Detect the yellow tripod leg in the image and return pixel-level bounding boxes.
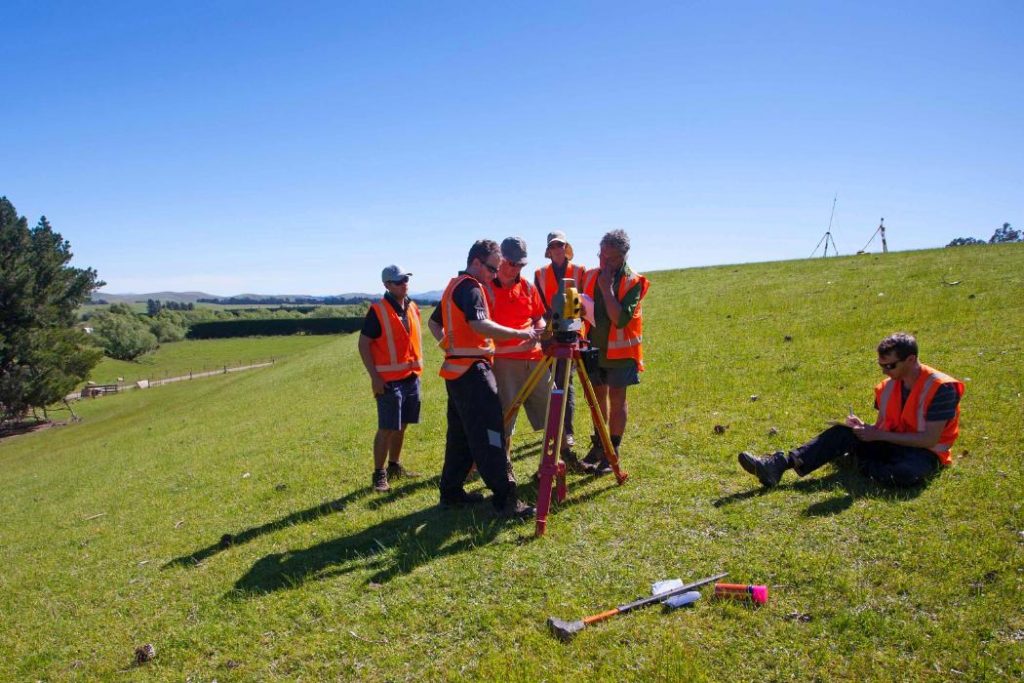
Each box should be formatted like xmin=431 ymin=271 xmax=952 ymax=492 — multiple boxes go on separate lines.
xmin=503 ymin=355 xmax=554 ymax=430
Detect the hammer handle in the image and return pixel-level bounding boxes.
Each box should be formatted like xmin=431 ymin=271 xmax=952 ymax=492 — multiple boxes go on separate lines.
xmin=582 ymin=609 xmax=621 ymax=626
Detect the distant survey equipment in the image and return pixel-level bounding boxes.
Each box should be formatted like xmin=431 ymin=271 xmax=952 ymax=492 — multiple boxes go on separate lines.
xmin=858 ymin=218 xmax=889 ymax=254
xmin=811 ymin=194 xmax=840 ymax=258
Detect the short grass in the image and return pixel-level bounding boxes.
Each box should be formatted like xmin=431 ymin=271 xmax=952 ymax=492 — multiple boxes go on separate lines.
xmin=86 ymin=336 xmax=339 ymax=385
xmin=2 ymin=244 xmax=1022 ymax=681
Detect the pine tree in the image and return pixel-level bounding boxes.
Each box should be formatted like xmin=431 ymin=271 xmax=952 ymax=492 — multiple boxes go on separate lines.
xmin=0 ymin=197 xmax=104 ymax=424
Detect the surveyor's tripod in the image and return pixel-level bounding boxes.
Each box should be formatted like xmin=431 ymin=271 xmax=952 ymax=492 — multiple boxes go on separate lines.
xmin=503 ymin=334 xmax=629 ymax=537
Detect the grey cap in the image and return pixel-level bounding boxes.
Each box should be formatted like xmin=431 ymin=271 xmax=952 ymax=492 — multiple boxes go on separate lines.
xmin=381 ymin=264 xmax=412 ymax=283
xmin=500 ymin=236 xmax=528 ymax=265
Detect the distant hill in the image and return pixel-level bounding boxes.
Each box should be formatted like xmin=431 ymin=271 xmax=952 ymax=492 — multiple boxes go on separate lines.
xmin=90 ymin=291 xmax=216 ymax=304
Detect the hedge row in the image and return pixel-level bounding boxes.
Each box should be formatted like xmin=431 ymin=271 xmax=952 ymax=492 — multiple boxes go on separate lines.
xmin=187 ymin=317 xmax=364 ymax=339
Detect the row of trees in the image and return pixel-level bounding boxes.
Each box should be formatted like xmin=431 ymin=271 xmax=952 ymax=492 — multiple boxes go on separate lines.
xmin=146 ymin=299 xmax=195 ymax=314
xmin=83 ymin=300 xmax=371 ymax=361
xmin=947 ymin=223 xmax=1020 ymax=247
xmin=1 ymin=197 xmax=103 ymax=424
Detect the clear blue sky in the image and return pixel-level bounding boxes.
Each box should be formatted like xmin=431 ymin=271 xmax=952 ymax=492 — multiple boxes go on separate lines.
xmin=3 ymin=1 xmax=1021 ymax=295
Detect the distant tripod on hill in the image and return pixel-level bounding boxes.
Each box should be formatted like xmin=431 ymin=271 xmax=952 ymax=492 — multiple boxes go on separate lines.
xmin=811 ymin=194 xmax=840 ymax=258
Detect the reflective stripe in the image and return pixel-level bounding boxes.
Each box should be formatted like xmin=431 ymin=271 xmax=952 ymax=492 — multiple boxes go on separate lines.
xmin=441 ymin=358 xmax=490 ymax=377
xmin=494 ymin=339 xmax=538 ymax=355
xmin=374 ymin=360 xmax=424 ymax=373
xmin=877 ymin=380 xmax=895 ymax=417
xmin=448 ymin=347 xmax=492 ymax=356
xmin=917 ymin=373 xmax=939 ymax=432
xmin=608 ymin=336 xmax=642 ymax=349
xmin=374 ymin=301 xmax=399 ymax=367
xmin=444 ymin=287 xmax=458 ymax=354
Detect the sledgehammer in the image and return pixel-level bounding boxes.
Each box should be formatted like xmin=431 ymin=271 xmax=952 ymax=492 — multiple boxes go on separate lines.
xmin=547 ymin=572 xmax=727 ymax=641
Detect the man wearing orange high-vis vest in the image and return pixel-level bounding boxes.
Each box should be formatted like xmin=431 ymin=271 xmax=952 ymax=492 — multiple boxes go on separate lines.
xmin=579 ymin=229 xmax=650 ymax=474
xmin=740 ymin=333 xmax=964 ymax=488
xmin=534 ymin=230 xmax=587 ymax=460
xmin=428 ymin=240 xmax=541 ymax=520
xmin=358 ymin=265 xmax=424 ymax=493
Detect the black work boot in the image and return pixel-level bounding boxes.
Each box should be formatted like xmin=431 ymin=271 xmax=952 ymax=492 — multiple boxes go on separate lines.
xmin=738 ymin=451 xmax=790 ymax=488
xmin=439 ymin=489 xmax=486 ymax=508
xmin=560 ymin=448 xmax=587 ymax=474
xmin=595 ymin=435 xmax=622 ymax=475
xmin=580 ymin=435 xmax=603 ymax=473
xmin=496 ymin=497 xmax=536 ymax=521
xmin=493 ymin=485 xmax=535 ymax=520
xmin=387 ymin=461 xmax=420 ymax=479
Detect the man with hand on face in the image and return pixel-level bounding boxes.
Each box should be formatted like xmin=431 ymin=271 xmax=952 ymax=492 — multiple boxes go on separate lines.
xmin=579 ymin=229 xmax=650 ymax=474
xmin=739 ymin=332 xmax=964 ymax=488
xmin=428 ymin=240 xmax=542 ymax=520
xmin=358 ymin=265 xmax=423 ymax=493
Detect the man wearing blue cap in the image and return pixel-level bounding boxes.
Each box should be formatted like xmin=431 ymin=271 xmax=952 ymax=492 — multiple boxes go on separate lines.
xmin=358 ymin=265 xmax=424 ymax=492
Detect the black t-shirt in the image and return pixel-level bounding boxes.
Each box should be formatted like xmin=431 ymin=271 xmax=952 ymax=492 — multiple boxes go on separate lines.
xmin=429 ymin=275 xmax=489 ymax=326
xmin=361 ymin=293 xmax=410 ymax=339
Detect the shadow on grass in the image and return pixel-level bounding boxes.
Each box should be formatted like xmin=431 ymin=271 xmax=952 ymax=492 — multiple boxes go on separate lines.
xmin=230 ymin=469 xmax=617 ymax=596
xmin=164 ymin=475 xmax=439 ymax=569
xmin=715 ymin=459 xmax=933 ymax=516
xmin=166 ymin=439 xmax=549 ymax=571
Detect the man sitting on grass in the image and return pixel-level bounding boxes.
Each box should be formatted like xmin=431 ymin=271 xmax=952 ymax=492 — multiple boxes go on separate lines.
xmin=739 ymin=332 xmax=963 ymax=488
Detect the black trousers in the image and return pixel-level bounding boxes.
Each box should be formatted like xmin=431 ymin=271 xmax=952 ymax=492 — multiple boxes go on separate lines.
xmin=790 ymin=425 xmax=940 ymax=487
xmin=439 ymin=361 xmax=516 ymax=507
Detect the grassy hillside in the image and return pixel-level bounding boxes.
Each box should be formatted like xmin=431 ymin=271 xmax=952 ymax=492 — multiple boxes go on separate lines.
xmin=85 ymin=335 xmax=340 ymax=386
xmin=1 ymin=244 xmax=1021 ymax=681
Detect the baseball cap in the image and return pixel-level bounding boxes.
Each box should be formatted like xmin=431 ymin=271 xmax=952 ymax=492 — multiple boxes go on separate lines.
xmin=500 ymin=237 xmax=529 ymax=266
xmin=381 ymin=265 xmax=412 ymax=283
xmin=545 ymin=231 xmax=575 ymax=260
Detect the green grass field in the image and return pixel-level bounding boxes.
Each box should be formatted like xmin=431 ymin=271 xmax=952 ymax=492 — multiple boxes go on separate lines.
xmin=2 ymin=244 xmax=1022 ymax=681
xmin=85 ymin=336 xmax=341 ymax=386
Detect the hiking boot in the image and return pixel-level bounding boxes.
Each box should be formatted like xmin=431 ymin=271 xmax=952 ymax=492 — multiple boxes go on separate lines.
xmin=560 ymin=448 xmax=587 ymax=474
xmin=372 ymin=469 xmax=390 ymax=493
xmin=495 ymin=497 xmax=535 ymax=521
xmin=439 ymin=490 xmax=486 ymax=509
xmin=387 ymin=461 xmax=420 ymax=479
xmin=580 ymin=436 xmax=603 ymax=473
xmin=738 ymin=451 xmax=790 ymax=488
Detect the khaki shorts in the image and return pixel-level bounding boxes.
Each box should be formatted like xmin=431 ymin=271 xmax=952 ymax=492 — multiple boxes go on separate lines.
xmin=492 ymin=358 xmax=550 ymax=433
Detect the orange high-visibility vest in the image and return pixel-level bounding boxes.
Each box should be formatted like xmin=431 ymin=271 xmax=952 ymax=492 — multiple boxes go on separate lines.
xmin=581 ymin=268 xmax=650 ymax=371
xmin=535 ymin=262 xmax=587 ymax=313
xmin=874 ymin=363 xmax=964 ymax=465
xmin=485 ymin=278 xmax=544 ymax=360
xmin=438 ymin=274 xmax=495 ymax=379
xmin=369 ymin=298 xmax=423 ymax=382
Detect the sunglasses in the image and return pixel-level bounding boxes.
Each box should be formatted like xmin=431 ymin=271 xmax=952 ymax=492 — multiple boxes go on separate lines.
xmin=879 ymin=359 xmax=903 ymax=371
xmin=388 ymin=277 xmax=410 ymax=285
